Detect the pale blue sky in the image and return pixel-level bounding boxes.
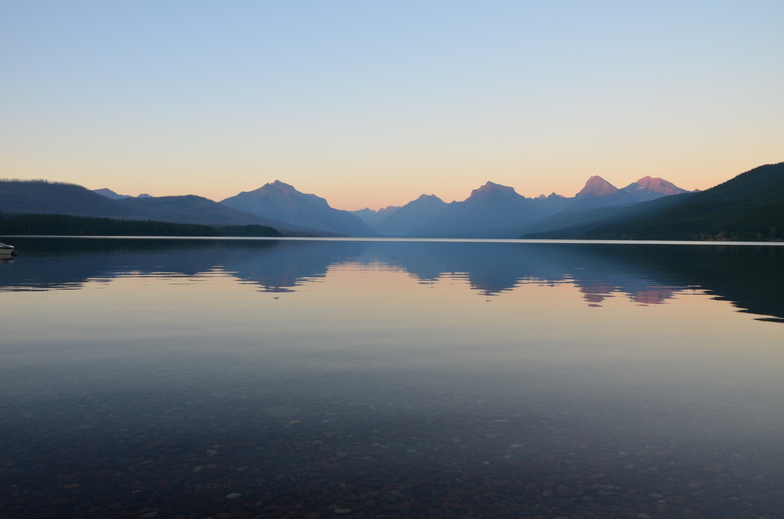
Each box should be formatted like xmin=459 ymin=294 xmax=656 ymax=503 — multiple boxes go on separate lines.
xmin=1 ymin=1 xmax=782 ymax=209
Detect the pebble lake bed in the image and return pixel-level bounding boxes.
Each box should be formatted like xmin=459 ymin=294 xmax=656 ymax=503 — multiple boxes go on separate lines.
xmin=1 ymin=238 xmax=784 ymax=519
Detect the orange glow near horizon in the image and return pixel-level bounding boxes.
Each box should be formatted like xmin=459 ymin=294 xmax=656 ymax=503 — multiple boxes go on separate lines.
xmin=8 ymin=153 xmax=773 ymax=212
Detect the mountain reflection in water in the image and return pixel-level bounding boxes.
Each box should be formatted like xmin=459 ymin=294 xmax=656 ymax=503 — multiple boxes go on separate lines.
xmin=1 ymin=237 xmax=783 ymax=322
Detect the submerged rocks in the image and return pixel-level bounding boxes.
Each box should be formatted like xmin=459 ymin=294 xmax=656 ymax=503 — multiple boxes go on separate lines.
xmin=3 ymin=373 xmax=784 ymax=518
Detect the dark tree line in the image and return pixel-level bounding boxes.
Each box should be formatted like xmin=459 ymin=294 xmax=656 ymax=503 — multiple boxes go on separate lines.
xmin=0 ymin=213 xmax=281 ymax=237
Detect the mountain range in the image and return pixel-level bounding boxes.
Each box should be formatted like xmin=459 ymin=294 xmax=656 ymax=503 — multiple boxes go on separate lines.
xmin=350 ymin=175 xmax=690 ymax=238
xmin=572 ymin=162 xmax=784 ymax=241
xmin=1 ymin=162 xmax=782 ymax=240
xmin=0 ymin=180 xmax=323 ymax=236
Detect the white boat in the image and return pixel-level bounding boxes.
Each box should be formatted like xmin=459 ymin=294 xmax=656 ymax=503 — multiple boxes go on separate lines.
xmin=0 ymin=242 xmax=15 ymax=259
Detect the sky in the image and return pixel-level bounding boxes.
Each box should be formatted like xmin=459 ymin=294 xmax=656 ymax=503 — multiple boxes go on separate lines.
xmin=1 ymin=1 xmax=783 ymax=211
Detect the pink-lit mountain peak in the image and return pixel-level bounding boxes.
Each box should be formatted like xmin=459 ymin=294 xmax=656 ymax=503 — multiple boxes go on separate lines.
xmin=575 ymin=176 xmax=618 ymax=198
xmin=636 ymin=176 xmax=688 ymax=195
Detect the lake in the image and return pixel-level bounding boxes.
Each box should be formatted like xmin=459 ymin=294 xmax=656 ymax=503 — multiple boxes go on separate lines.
xmin=1 ymin=237 xmax=784 ymax=519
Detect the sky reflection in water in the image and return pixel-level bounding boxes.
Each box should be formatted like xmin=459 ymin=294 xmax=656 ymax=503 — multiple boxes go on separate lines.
xmin=1 ymin=238 xmax=784 ymax=518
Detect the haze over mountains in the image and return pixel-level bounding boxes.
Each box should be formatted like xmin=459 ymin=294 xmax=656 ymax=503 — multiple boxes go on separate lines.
xmin=2 ymin=163 xmax=782 ymax=240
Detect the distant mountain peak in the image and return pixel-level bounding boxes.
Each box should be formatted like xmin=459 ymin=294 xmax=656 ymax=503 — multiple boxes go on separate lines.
xmin=269 ymin=179 xmax=294 ymax=189
xmin=248 ymin=180 xmax=332 ymax=209
xmin=377 ymin=204 xmax=400 ymax=212
xmin=373 ymin=193 xmax=447 ymax=235
xmin=635 ymin=176 xmax=688 ymax=195
xmin=350 ymin=205 xmax=401 ymax=227
xmin=470 ymin=181 xmax=519 ymax=198
xmin=262 ymin=180 xmax=302 ymax=195
xmin=221 ymin=181 xmax=374 ymax=236
xmin=93 ymin=188 xmax=131 ymax=200
xmin=576 ymin=176 xmax=618 ymax=198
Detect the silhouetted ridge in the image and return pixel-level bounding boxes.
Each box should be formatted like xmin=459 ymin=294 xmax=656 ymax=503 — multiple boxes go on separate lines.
xmin=0 ymin=180 xmax=316 ymax=235
xmin=412 ymin=181 xmax=541 ymax=238
xmin=220 ymin=181 xmax=375 ymax=236
xmin=351 ymin=205 xmax=401 ymax=227
xmin=375 ymin=194 xmax=447 ymax=235
xmin=94 ymin=188 xmax=132 ymax=200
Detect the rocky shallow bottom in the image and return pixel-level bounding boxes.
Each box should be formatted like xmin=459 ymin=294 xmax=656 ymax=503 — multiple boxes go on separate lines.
xmin=1 ymin=368 xmax=783 ymax=519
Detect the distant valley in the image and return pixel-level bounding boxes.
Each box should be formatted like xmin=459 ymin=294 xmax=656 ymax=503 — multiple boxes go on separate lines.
xmin=1 ymin=162 xmax=782 ymax=241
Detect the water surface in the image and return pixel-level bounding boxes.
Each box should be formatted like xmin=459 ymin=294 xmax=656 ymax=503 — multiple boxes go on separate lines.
xmin=1 ymin=238 xmax=783 ymax=518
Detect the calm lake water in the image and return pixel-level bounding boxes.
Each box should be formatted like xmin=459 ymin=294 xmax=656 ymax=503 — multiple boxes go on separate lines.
xmin=1 ymin=237 xmax=784 ymax=519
